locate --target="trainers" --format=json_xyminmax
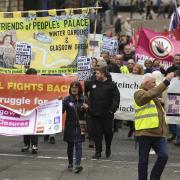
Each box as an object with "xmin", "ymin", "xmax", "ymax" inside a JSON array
[
  {"xmin": 49, "ymin": 137, "xmax": 56, "ymax": 144},
  {"xmin": 75, "ymin": 166, "xmax": 83, "ymax": 173},
  {"xmin": 32, "ymin": 145, "xmax": 38, "ymax": 154},
  {"xmin": 167, "ymin": 134, "xmax": 176, "ymax": 142},
  {"xmin": 21, "ymin": 145, "xmax": 29, "ymax": 152},
  {"xmin": 105, "ymin": 149, "xmax": 111, "ymax": 158},
  {"xmin": 92, "ymin": 152, "xmax": 101, "ymax": 159},
  {"xmin": 149, "ymin": 149, "xmax": 156, "ymax": 155},
  {"xmin": 67, "ymin": 164, "xmax": 73, "ymax": 171},
  {"xmin": 174, "ymin": 139, "xmax": 180, "ymax": 146}
]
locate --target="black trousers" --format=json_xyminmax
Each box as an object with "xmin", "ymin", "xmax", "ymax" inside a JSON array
[
  {"xmin": 91, "ymin": 115, "xmax": 113, "ymax": 153},
  {"xmin": 87, "ymin": 115, "xmax": 94, "ymax": 141},
  {"xmin": 23, "ymin": 135, "xmax": 38, "ymax": 146}
]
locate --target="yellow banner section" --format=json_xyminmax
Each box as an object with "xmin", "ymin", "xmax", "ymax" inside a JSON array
[
  {"xmin": 0, "ymin": 14, "xmax": 89, "ymax": 74},
  {"xmin": 0, "ymin": 67, "xmax": 77, "ymax": 74},
  {"xmin": 13, "ymin": 12, "xmax": 22, "ymax": 18},
  {"xmin": 48, "ymin": 9, "xmax": 57, "ymax": 16}
]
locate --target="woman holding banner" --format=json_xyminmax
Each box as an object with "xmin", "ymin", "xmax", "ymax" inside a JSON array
[{"xmin": 62, "ymin": 81, "xmax": 88, "ymax": 173}]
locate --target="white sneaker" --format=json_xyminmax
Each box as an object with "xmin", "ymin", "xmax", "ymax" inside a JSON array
[
  {"xmin": 149, "ymin": 149, "xmax": 155, "ymax": 155},
  {"xmin": 32, "ymin": 145, "xmax": 38, "ymax": 154}
]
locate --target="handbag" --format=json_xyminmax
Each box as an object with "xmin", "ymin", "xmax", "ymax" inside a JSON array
[
  {"xmin": 74, "ymin": 102, "xmax": 87, "ymax": 135},
  {"xmin": 79, "ymin": 120, "xmax": 87, "ymax": 135}
]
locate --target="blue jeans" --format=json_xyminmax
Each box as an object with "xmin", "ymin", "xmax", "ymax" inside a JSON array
[
  {"xmin": 67, "ymin": 142, "xmax": 82, "ymax": 166},
  {"xmin": 137, "ymin": 136, "xmax": 168, "ymax": 180},
  {"xmin": 168, "ymin": 124, "xmax": 177, "ymax": 135},
  {"xmin": 176, "ymin": 125, "xmax": 180, "ymax": 139}
]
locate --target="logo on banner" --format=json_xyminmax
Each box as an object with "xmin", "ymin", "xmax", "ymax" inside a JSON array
[{"xmin": 149, "ymin": 36, "xmax": 174, "ymax": 59}]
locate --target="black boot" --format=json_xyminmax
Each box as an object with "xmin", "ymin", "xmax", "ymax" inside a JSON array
[
  {"xmin": 21, "ymin": 145, "xmax": 29, "ymax": 152},
  {"xmin": 92, "ymin": 152, "xmax": 101, "ymax": 159},
  {"xmin": 49, "ymin": 136, "xmax": 56, "ymax": 144},
  {"xmin": 75, "ymin": 166, "xmax": 83, "ymax": 173},
  {"xmin": 105, "ymin": 148, "xmax": 111, "ymax": 158},
  {"xmin": 67, "ymin": 164, "xmax": 73, "ymax": 171}
]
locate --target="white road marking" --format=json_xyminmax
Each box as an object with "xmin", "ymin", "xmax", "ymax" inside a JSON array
[
  {"xmin": 174, "ymin": 171, "xmax": 180, "ymax": 173},
  {"xmin": 0, "ymin": 153, "xmax": 180, "ymax": 169}
]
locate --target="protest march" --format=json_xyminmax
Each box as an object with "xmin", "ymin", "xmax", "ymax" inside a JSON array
[{"xmin": 0, "ymin": 0, "xmax": 180, "ymax": 179}]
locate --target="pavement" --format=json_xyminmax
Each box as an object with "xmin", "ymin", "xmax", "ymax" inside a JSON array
[
  {"xmin": 0, "ymin": 127, "xmax": 180, "ymax": 180},
  {"xmin": 102, "ymin": 11, "xmax": 170, "ymax": 33}
]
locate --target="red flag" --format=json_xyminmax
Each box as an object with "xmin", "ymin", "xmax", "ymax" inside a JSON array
[{"xmin": 135, "ymin": 28, "xmax": 180, "ymax": 68}]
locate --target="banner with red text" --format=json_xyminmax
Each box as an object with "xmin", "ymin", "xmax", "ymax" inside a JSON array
[
  {"xmin": 0, "ymin": 74, "xmax": 77, "ymax": 114},
  {"xmin": 0, "ymin": 100, "xmax": 62, "ymax": 136}
]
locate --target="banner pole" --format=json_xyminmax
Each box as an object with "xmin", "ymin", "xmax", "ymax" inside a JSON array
[
  {"xmin": 92, "ymin": 0, "xmax": 99, "ymax": 58},
  {"xmin": 174, "ymin": 0, "xmax": 177, "ymax": 8},
  {"xmin": 0, "ymin": 7, "xmax": 102, "ymax": 14}
]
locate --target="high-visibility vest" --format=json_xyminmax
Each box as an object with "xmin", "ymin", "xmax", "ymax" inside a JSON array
[
  {"xmin": 134, "ymin": 99, "xmax": 159, "ymax": 130},
  {"xmin": 120, "ymin": 65, "xmax": 129, "ymax": 74}
]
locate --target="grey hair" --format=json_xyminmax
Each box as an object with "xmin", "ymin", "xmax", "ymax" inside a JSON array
[{"xmin": 142, "ymin": 73, "xmax": 155, "ymax": 84}]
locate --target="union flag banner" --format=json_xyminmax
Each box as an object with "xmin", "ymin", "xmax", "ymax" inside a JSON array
[{"xmin": 135, "ymin": 28, "xmax": 180, "ymax": 68}]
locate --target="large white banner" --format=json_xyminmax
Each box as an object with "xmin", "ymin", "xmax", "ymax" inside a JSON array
[
  {"xmin": 111, "ymin": 73, "xmax": 143, "ymax": 120},
  {"xmin": 112, "ymin": 73, "xmax": 180, "ymax": 124},
  {"xmin": 0, "ymin": 100, "xmax": 62, "ymax": 136}
]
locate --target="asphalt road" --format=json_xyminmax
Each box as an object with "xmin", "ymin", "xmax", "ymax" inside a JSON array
[{"xmin": 0, "ymin": 127, "xmax": 180, "ymax": 180}]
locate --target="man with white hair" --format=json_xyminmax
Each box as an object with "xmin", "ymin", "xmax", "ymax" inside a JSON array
[{"xmin": 134, "ymin": 72, "xmax": 174, "ymax": 180}]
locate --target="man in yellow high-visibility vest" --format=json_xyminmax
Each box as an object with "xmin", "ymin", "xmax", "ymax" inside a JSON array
[{"xmin": 134, "ymin": 72, "xmax": 174, "ymax": 180}]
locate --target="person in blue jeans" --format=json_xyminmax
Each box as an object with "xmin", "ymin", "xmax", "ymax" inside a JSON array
[
  {"xmin": 134, "ymin": 72, "xmax": 174, "ymax": 180},
  {"xmin": 62, "ymin": 81, "xmax": 88, "ymax": 173},
  {"xmin": 174, "ymin": 125, "xmax": 180, "ymax": 146}
]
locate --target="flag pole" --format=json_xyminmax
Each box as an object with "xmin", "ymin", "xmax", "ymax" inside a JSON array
[
  {"xmin": 174, "ymin": 0, "xmax": 177, "ymax": 8},
  {"xmin": 92, "ymin": 0, "xmax": 99, "ymax": 58}
]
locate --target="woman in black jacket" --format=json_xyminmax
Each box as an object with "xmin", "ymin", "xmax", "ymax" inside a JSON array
[{"xmin": 63, "ymin": 81, "xmax": 88, "ymax": 173}]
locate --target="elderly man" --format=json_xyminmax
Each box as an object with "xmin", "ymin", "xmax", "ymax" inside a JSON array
[
  {"xmin": 114, "ymin": 55, "xmax": 129, "ymax": 74},
  {"xmin": 134, "ymin": 72, "xmax": 174, "ymax": 180},
  {"xmin": 100, "ymin": 51, "xmax": 120, "ymax": 73}
]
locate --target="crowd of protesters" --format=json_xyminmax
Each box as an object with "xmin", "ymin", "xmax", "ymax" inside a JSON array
[
  {"xmin": 17, "ymin": 0, "xmax": 180, "ymax": 177},
  {"xmin": 20, "ymin": 45, "xmax": 180, "ymax": 177}
]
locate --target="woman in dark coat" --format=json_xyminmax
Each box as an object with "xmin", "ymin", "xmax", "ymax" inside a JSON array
[{"xmin": 63, "ymin": 81, "xmax": 88, "ymax": 173}]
